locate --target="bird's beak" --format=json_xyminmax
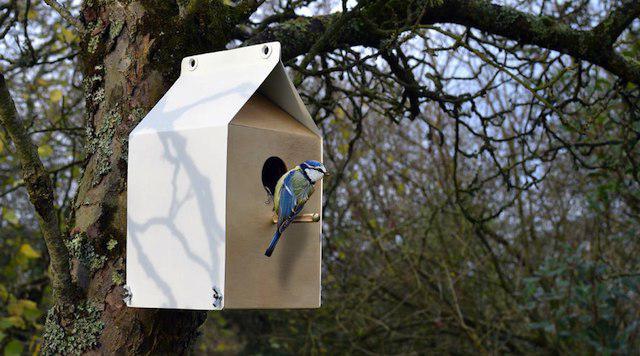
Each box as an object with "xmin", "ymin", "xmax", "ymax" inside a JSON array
[{"xmin": 324, "ymin": 171, "xmax": 331, "ymax": 176}]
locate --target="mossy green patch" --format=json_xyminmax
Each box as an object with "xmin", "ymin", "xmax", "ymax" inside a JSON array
[
  {"xmin": 111, "ymin": 269, "xmax": 124, "ymax": 285},
  {"xmin": 42, "ymin": 301, "xmax": 104, "ymax": 356},
  {"xmin": 87, "ymin": 107, "xmax": 122, "ymax": 186},
  {"xmin": 87, "ymin": 35, "xmax": 101, "ymax": 54},
  {"xmin": 140, "ymin": 0, "xmax": 234, "ymax": 80},
  {"xmin": 109, "ymin": 19, "xmax": 124, "ymax": 40},
  {"xmin": 106, "ymin": 238, "xmax": 118, "ymax": 251},
  {"xmin": 65, "ymin": 232, "xmax": 107, "ymax": 273}
]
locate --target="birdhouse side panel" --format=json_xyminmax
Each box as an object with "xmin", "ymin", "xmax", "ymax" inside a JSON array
[
  {"xmin": 230, "ymin": 93, "xmax": 316, "ymax": 136},
  {"xmin": 224, "ymin": 118, "xmax": 322, "ymax": 309},
  {"xmin": 126, "ymin": 127, "xmax": 228, "ymax": 310}
]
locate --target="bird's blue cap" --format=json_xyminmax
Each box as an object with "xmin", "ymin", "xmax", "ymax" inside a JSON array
[{"xmin": 303, "ymin": 160, "xmax": 323, "ymax": 168}]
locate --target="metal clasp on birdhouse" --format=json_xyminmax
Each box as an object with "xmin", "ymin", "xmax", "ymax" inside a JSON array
[
  {"xmin": 212, "ymin": 286, "xmax": 223, "ymax": 309},
  {"xmin": 123, "ymin": 285, "xmax": 132, "ymax": 306},
  {"xmin": 271, "ymin": 213, "xmax": 320, "ymax": 224}
]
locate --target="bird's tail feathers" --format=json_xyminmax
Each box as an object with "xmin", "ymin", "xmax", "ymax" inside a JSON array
[
  {"xmin": 265, "ymin": 206, "xmax": 304, "ymax": 257},
  {"xmin": 264, "ymin": 230, "xmax": 282, "ymax": 257}
]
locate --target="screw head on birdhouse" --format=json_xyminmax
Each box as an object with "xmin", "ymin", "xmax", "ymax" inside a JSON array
[{"xmin": 126, "ymin": 43, "xmax": 322, "ymax": 310}]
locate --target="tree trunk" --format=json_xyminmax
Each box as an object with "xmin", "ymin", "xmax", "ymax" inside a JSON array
[{"xmin": 43, "ymin": 1, "xmax": 235, "ymax": 354}]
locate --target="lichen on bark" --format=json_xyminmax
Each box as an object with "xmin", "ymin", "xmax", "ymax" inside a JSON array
[
  {"xmin": 42, "ymin": 300, "xmax": 105, "ymax": 356},
  {"xmin": 86, "ymin": 106, "xmax": 122, "ymax": 186},
  {"xmin": 66, "ymin": 232, "xmax": 107, "ymax": 273}
]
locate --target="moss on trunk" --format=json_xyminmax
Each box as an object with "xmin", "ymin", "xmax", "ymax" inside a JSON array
[{"xmin": 40, "ymin": 0, "xmax": 244, "ymax": 353}]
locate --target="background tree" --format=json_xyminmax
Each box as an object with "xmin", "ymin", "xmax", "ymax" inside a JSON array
[{"xmin": 0, "ymin": 0, "xmax": 638, "ymax": 354}]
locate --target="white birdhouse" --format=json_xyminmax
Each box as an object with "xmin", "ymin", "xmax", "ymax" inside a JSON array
[{"xmin": 126, "ymin": 42, "xmax": 322, "ymax": 310}]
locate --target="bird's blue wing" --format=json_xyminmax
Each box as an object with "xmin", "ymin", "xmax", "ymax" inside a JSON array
[{"xmin": 278, "ymin": 171, "xmax": 298, "ymax": 227}]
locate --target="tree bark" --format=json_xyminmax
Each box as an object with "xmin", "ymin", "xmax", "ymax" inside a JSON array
[{"xmin": 42, "ymin": 1, "xmax": 239, "ymax": 353}]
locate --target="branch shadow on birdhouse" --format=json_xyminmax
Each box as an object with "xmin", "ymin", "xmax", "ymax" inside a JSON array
[
  {"xmin": 127, "ymin": 42, "xmax": 322, "ymax": 310},
  {"xmin": 128, "ymin": 84, "xmax": 253, "ymax": 309}
]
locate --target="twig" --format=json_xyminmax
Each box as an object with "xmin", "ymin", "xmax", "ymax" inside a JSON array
[
  {"xmin": 43, "ymin": 0, "xmax": 84, "ymax": 32},
  {"xmin": 0, "ymin": 72, "xmax": 76, "ymax": 305}
]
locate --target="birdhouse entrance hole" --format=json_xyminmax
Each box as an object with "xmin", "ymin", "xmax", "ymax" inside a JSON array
[
  {"xmin": 262, "ymin": 156, "xmax": 287, "ymax": 196},
  {"xmin": 127, "ymin": 43, "xmax": 323, "ymax": 310}
]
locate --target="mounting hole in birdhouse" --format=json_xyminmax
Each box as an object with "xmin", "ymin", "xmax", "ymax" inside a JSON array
[
  {"xmin": 262, "ymin": 156, "xmax": 287, "ymax": 197},
  {"xmin": 188, "ymin": 58, "xmax": 197, "ymax": 70},
  {"xmin": 260, "ymin": 44, "xmax": 272, "ymax": 59}
]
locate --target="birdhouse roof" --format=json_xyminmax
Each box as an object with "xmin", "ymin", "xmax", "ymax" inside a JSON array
[
  {"xmin": 126, "ymin": 43, "xmax": 324, "ymax": 310},
  {"xmin": 131, "ymin": 42, "xmax": 320, "ymax": 136}
]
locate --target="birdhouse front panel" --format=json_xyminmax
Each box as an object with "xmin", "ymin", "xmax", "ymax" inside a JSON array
[
  {"xmin": 126, "ymin": 124, "xmax": 228, "ymax": 310},
  {"xmin": 224, "ymin": 93, "xmax": 322, "ymax": 309}
]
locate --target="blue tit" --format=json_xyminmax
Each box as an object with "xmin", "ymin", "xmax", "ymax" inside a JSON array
[{"xmin": 265, "ymin": 160, "xmax": 328, "ymax": 257}]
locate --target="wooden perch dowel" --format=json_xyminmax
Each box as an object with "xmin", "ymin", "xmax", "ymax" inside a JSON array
[{"xmin": 272, "ymin": 213, "xmax": 320, "ymax": 224}]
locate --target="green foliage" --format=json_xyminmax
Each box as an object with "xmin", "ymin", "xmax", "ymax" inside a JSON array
[
  {"xmin": 1, "ymin": 209, "xmax": 18, "ymax": 226},
  {"xmin": 0, "ymin": 226, "xmax": 48, "ymax": 355},
  {"xmin": 521, "ymin": 244, "xmax": 639, "ymax": 353},
  {"xmin": 0, "ymin": 294, "xmax": 43, "ymax": 355},
  {"xmin": 3, "ymin": 340, "xmax": 23, "ymax": 356}
]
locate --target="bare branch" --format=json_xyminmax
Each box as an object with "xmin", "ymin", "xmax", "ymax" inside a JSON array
[
  {"xmin": 381, "ymin": 49, "xmax": 422, "ymax": 120},
  {"xmin": 235, "ymin": 0, "xmax": 266, "ymax": 21},
  {"xmin": 246, "ymin": 13, "xmax": 379, "ymax": 61},
  {"xmin": 0, "ymin": 72, "xmax": 76, "ymax": 305},
  {"xmin": 248, "ymin": 0, "xmax": 640, "ymax": 84},
  {"xmin": 595, "ymin": 0, "xmax": 640, "ymax": 46},
  {"xmin": 43, "ymin": 0, "xmax": 84, "ymax": 32},
  {"xmin": 438, "ymin": 0, "xmax": 640, "ymax": 83}
]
